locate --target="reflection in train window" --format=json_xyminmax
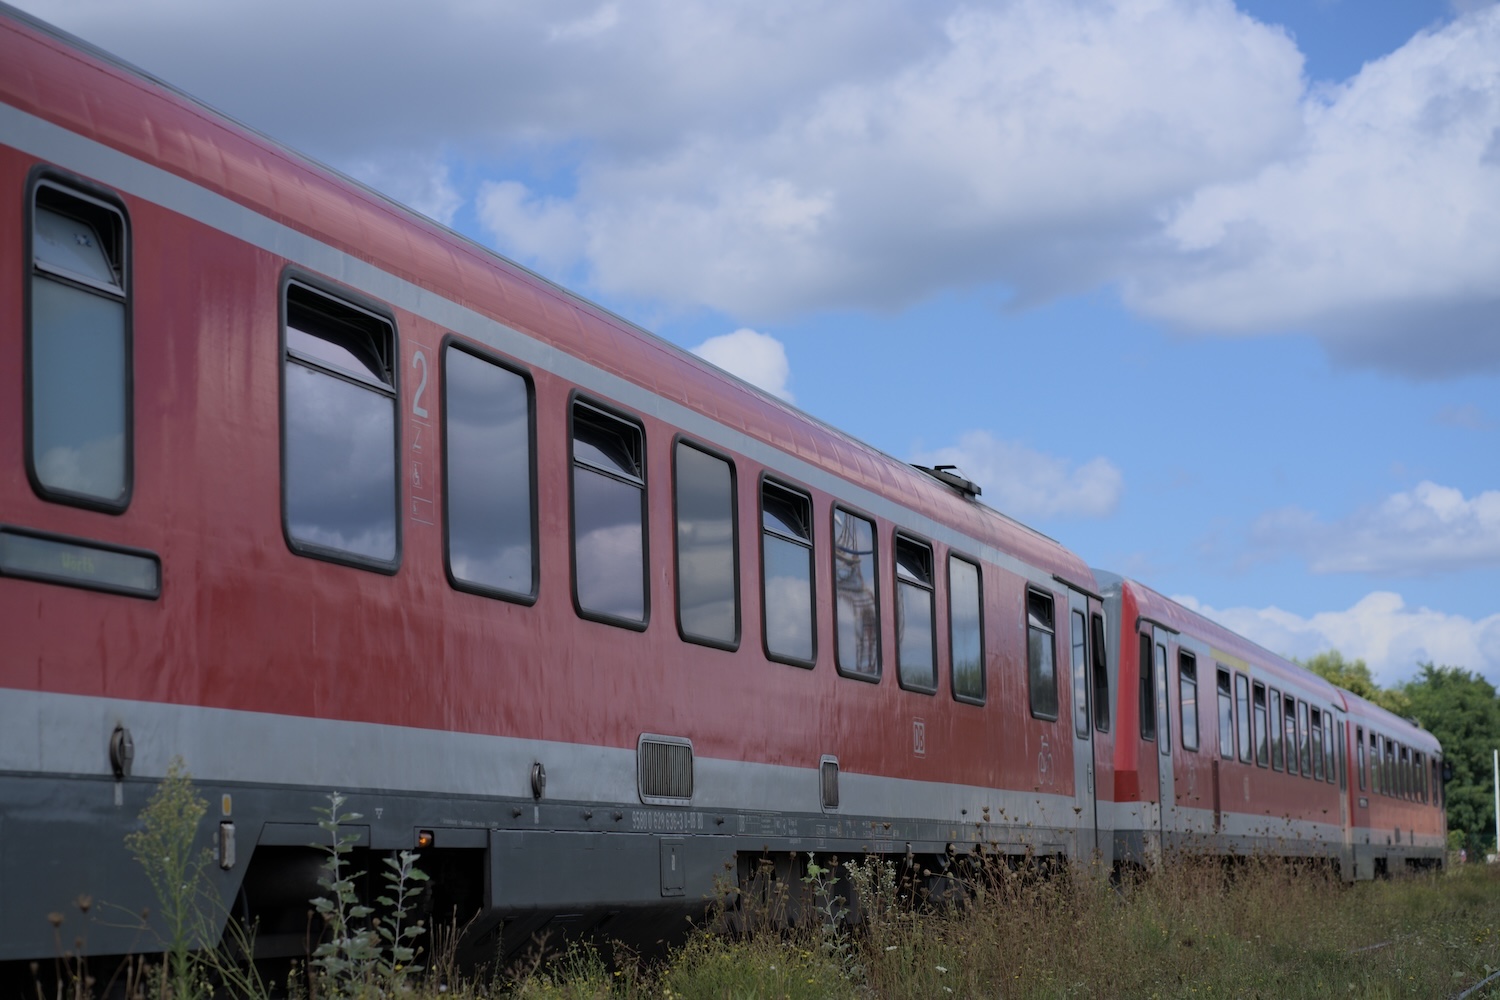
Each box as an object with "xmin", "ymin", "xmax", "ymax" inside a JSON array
[
  {"xmin": 833, "ymin": 508, "xmax": 879, "ymax": 679},
  {"xmin": 30, "ymin": 182, "xmax": 131, "ymax": 509},
  {"xmin": 571, "ymin": 401, "xmax": 646, "ymax": 627},
  {"xmin": 1028, "ymin": 591, "xmax": 1058, "ymax": 721},
  {"xmin": 1269, "ymin": 689, "xmax": 1285, "ymax": 771},
  {"xmin": 949, "ymin": 556, "xmax": 984, "ymax": 704},
  {"xmin": 443, "ymin": 345, "xmax": 535, "ymax": 600},
  {"xmin": 1072, "ymin": 610, "xmax": 1090, "ymax": 736},
  {"xmin": 283, "ymin": 281, "xmax": 398, "ymax": 568},
  {"xmin": 895, "ymin": 534, "xmax": 935, "ymax": 693},
  {"xmin": 1356, "ymin": 725, "xmax": 1367, "ymax": 791},
  {"xmin": 1298, "ymin": 700, "xmax": 1312, "ymax": 777},
  {"xmin": 1235, "ymin": 673, "xmax": 1252, "ymax": 764},
  {"xmin": 674, "ymin": 441, "xmax": 738, "ymax": 648},
  {"xmin": 762, "ymin": 480, "xmax": 814, "ymax": 665},
  {"xmin": 1217, "ymin": 668, "xmax": 1234, "ymax": 759},
  {"xmin": 1178, "ymin": 652, "xmax": 1199, "ymax": 752},
  {"xmin": 1311, "ymin": 706, "xmax": 1324, "ymax": 781},
  {"xmin": 1252, "ymin": 682, "xmax": 1269, "ymax": 768},
  {"xmin": 1286, "ymin": 697, "xmax": 1301, "ymax": 778}
]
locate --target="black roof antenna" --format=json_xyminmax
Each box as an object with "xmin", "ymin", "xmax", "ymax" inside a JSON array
[{"xmin": 912, "ymin": 464, "xmax": 982, "ymax": 500}]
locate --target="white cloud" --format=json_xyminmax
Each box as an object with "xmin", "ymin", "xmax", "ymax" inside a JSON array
[
  {"xmin": 562, "ymin": 0, "xmax": 1304, "ymax": 317},
  {"xmin": 1250, "ymin": 481, "xmax": 1500, "ymax": 575},
  {"xmin": 689, "ymin": 328, "xmax": 794, "ymax": 401},
  {"xmin": 1127, "ymin": 5, "xmax": 1500, "ymax": 376},
  {"xmin": 476, "ymin": 181, "xmax": 587, "ymax": 276},
  {"xmin": 910, "ymin": 429, "xmax": 1122, "ymax": 520},
  {"xmin": 1175, "ymin": 591, "xmax": 1500, "ymax": 688},
  {"xmin": 20, "ymin": 0, "xmax": 1500, "ymax": 378}
]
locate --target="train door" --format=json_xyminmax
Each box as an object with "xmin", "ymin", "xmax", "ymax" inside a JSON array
[
  {"xmin": 1336, "ymin": 715, "xmax": 1354, "ymax": 879},
  {"xmin": 1067, "ymin": 588, "xmax": 1099, "ymax": 859},
  {"xmin": 1151, "ymin": 628, "xmax": 1175, "ymax": 854}
]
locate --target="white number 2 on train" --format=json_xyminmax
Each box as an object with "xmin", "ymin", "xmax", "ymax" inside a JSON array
[{"xmin": 411, "ymin": 348, "xmax": 430, "ymax": 418}]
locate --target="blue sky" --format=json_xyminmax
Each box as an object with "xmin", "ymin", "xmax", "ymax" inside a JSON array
[{"xmin": 18, "ymin": 0, "xmax": 1499, "ymax": 687}]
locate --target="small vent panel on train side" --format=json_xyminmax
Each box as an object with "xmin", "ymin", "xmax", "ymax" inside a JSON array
[{"xmin": 638, "ymin": 735, "xmax": 694, "ymax": 804}]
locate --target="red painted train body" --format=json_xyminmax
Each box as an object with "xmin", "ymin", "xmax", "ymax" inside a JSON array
[{"xmin": 0, "ymin": 4, "xmax": 1444, "ymax": 965}]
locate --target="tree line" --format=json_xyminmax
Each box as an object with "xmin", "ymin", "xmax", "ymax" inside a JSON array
[{"xmin": 1298, "ymin": 651, "xmax": 1500, "ymax": 855}]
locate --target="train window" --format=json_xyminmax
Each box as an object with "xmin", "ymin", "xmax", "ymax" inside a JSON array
[
  {"xmin": 1371, "ymin": 732, "xmax": 1382, "ymax": 794},
  {"xmin": 1138, "ymin": 634, "xmax": 1156, "ymax": 741},
  {"xmin": 1091, "ymin": 613, "xmax": 1110, "ymax": 733},
  {"xmin": 1400, "ymin": 746, "xmax": 1411, "ymax": 799},
  {"xmin": 1326, "ymin": 715, "xmax": 1338, "ymax": 786},
  {"xmin": 894, "ymin": 534, "xmax": 936, "ymax": 693},
  {"xmin": 282, "ymin": 281, "xmax": 398, "ymax": 569},
  {"xmin": 949, "ymin": 556, "xmax": 985, "ymax": 704},
  {"xmin": 1156, "ymin": 644, "xmax": 1171, "ymax": 756},
  {"xmin": 1216, "ymin": 668, "xmax": 1234, "ymax": 759},
  {"xmin": 1310, "ymin": 707, "xmax": 1324, "ymax": 780},
  {"xmin": 443, "ymin": 344, "xmax": 536, "ymax": 601},
  {"xmin": 762, "ymin": 480, "xmax": 815, "ymax": 666},
  {"xmin": 571, "ymin": 401, "xmax": 647, "ymax": 627},
  {"xmin": 1178, "ymin": 652, "xmax": 1199, "ymax": 752},
  {"xmin": 1071, "ymin": 611, "xmax": 1090, "ymax": 736},
  {"xmin": 29, "ymin": 181, "xmax": 131, "ymax": 510},
  {"xmin": 1416, "ymin": 752, "xmax": 1426, "ymax": 802},
  {"xmin": 1235, "ymin": 673, "xmax": 1252, "ymax": 764},
  {"xmin": 1284, "ymin": 697, "xmax": 1299, "ymax": 777},
  {"xmin": 1356, "ymin": 726, "xmax": 1367, "ymax": 792},
  {"xmin": 1338, "ymin": 722, "xmax": 1347, "ymax": 791},
  {"xmin": 674, "ymin": 441, "xmax": 739, "ymax": 648},
  {"xmin": 1252, "ymin": 683, "xmax": 1269, "ymax": 768},
  {"xmin": 1269, "ymin": 689, "xmax": 1285, "ymax": 771},
  {"xmin": 1384, "ymin": 738, "xmax": 1395, "ymax": 795},
  {"xmin": 1298, "ymin": 701, "xmax": 1312, "ymax": 777},
  {"xmin": 833, "ymin": 507, "xmax": 879, "ymax": 679},
  {"xmin": 1027, "ymin": 591, "xmax": 1059, "ymax": 720}
]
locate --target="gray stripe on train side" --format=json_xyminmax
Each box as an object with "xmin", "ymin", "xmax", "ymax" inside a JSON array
[
  {"xmin": 0, "ymin": 686, "xmax": 1082, "ymax": 830},
  {"xmin": 0, "ymin": 101, "xmax": 1066, "ymax": 591}
]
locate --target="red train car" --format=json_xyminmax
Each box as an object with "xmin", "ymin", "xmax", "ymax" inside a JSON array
[
  {"xmin": 0, "ymin": 5, "xmax": 1107, "ymax": 963},
  {"xmin": 0, "ymin": 2, "xmax": 1443, "ymax": 969},
  {"xmin": 1099, "ymin": 573, "xmax": 1445, "ymax": 874},
  {"xmin": 1342, "ymin": 690, "xmax": 1446, "ymax": 876}
]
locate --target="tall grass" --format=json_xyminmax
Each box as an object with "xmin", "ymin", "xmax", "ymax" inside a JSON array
[{"xmin": 496, "ymin": 855, "xmax": 1500, "ymax": 1000}]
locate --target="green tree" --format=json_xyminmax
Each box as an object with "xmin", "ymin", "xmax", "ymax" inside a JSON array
[
  {"xmin": 1401, "ymin": 663, "xmax": 1500, "ymax": 855},
  {"xmin": 1297, "ymin": 650, "xmax": 1411, "ymax": 716}
]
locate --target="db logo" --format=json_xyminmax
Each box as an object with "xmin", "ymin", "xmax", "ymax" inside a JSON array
[{"xmin": 912, "ymin": 718, "xmax": 926, "ymax": 757}]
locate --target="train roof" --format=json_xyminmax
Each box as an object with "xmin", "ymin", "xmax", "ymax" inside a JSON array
[
  {"xmin": 1095, "ymin": 570, "xmax": 1349, "ymax": 706},
  {"xmin": 0, "ymin": 3, "xmax": 1092, "ymax": 586},
  {"xmin": 1340, "ymin": 689, "xmax": 1442, "ymax": 754}
]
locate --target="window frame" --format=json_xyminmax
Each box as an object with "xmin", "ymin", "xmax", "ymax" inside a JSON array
[
  {"xmin": 893, "ymin": 532, "xmax": 938, "ymax": 695},
  {"xmin": 832, "ymin": 505, "xmax": 881, "ymax": 681},
  {"xmin": 948, "ymin": 553, "xmax": 985, "ymax": 706},
  {"xmin": 279, "ymin": 270, "xmax": 401, "ymax": 573},
  {"xmin": 25, "ymin": 169, "xmax": 134, "ymax": 513},
  {"xmin": 1139, "ymin": 632, "xmax": 1156, "ymax": 743},
  {"xmin": 1071, "ymin": 609, "xmax": 1090, "ymax": 737},
  {"xmin": 1091, "ymin": 612, "xmax": 1110, "ymax": 733},
  {"xmin": 1026, "ymin": 588, "xmax": 1059, "ymax": 721},
  {"xmin": 671, "ymin": 436, "xmax": 741, "ymax": 651},
  {"xmin": 1269, "ymin": 688, "xmax": 1285, "ymax": 772},
  {"xmin": 440, "ymin": 336, "xmax": 539, "ymax": 605},
  {"xmin": 1252, "ymin": 682, "xmax": 1269, "ymax": 768},
  {"xmin": 1217, "ymin": 667, "xmax": 1235, "ymax": 760},
  {"xmin": 1178, "ymin": 651, "xmax": 1199, "ymax": 752},
  {"xmin": 1235, "ymin": 672, "xmax": 1253, "ymax": 764},
  {"xmin": 760, "ymin": 475, "xmax": 817, "ymax": 669},
  {"xmin": 569, "ymin": 394, "xmax": 649, "ymax": 630}
]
